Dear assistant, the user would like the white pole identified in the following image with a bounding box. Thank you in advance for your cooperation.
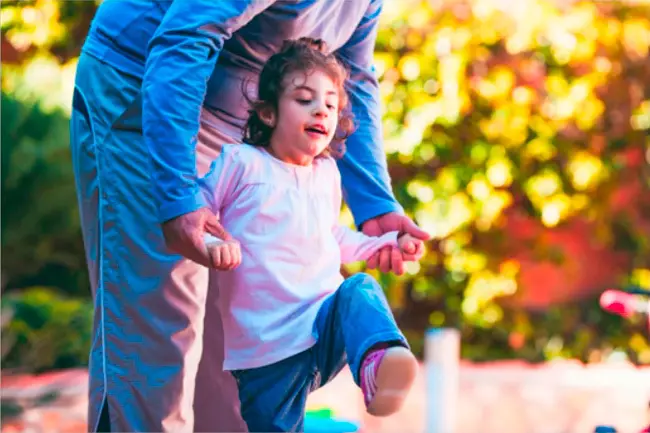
[425,328,460,433]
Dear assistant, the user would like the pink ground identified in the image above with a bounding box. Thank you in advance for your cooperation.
[2,361,650,433]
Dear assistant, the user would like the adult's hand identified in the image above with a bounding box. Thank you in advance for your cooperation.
[162,207,232,268]
[362,212,430,275]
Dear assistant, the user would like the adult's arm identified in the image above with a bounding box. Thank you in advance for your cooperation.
[335,0,403,228]
[143,0,276,223]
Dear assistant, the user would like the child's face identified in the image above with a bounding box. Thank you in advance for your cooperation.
[269,69,340,166]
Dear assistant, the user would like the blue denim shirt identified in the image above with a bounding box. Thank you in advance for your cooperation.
[82,0,401,226]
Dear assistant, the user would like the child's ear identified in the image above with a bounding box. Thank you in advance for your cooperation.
[258,106,276,128]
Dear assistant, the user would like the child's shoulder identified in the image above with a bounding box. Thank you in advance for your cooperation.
[220,144,268,168]
[222,143,261,160]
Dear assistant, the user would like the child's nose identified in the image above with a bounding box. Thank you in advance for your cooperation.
[312,103,328,118]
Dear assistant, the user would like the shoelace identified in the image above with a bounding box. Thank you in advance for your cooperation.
[361,350,384,401]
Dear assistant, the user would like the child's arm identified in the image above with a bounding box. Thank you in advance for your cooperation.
[333,226,426,265]
[197,146,246,214]
[333,225,399,265]
[197,146,246,270]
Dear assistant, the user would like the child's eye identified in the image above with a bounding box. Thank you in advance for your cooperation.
[326,104,336,110]
[297,99,311,105]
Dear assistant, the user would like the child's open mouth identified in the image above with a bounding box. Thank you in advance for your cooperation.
[305,124,328,137]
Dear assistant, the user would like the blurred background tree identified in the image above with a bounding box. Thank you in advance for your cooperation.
[2,0,100,372]
[1,0,650,372]
[367,0,650,363]
[2,0,98,297]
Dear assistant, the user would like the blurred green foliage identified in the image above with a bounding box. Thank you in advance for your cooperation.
[349,0,650,363]
[1,287,92,372]
[1,92,88,296]
[1,0,650,372]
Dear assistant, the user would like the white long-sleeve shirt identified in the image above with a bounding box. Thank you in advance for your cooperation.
[199,145,398,370]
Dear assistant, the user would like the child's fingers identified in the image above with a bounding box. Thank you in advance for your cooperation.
[207,241,241,270]
[227,242,241,270]
[398,234,417,254]
[410,241,425,261]
[209,245,221,268]
[400,239,425,262]
[220,244,232,268]
[234,243,242,267]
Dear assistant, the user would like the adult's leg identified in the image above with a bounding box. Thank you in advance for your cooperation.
[71,54,209,432]
[193,111,249,432]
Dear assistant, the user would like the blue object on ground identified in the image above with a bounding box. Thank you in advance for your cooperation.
[593,426,617,433]
[304,412,360,433]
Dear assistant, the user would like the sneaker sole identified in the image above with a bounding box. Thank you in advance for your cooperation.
[367,347,418,417]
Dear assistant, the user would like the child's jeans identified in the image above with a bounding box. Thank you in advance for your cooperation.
[230,273,409,432]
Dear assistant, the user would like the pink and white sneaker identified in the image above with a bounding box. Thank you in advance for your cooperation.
[360,346,418,416]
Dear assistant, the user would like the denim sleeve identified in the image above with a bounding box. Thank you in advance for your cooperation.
[142,0,275,223]
[334,0,403,228]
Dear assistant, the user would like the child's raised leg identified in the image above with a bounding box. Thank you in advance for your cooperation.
[312,273,418,416]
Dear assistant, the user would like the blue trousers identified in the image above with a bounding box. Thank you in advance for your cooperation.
[231,273,409,432]
[70,53,247,432]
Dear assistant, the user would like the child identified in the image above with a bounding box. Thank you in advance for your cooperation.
[199,38,423,432]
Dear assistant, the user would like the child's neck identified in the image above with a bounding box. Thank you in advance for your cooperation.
[267,141,313,167]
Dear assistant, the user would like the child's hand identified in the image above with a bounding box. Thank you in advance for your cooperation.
[397,233,425,262]
[205,235,242,271]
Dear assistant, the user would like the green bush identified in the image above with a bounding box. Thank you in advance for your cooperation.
[1,92,89,296]
[1,287,92,373]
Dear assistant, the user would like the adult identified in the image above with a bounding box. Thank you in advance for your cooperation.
[70,0,429,431]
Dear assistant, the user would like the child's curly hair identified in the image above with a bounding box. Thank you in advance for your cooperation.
[243,38,355,158]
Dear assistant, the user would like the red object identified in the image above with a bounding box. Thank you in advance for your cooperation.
[599,290,639,318]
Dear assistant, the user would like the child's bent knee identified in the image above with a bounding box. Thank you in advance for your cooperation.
[338,273,384,304]
[346,272,378,288]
